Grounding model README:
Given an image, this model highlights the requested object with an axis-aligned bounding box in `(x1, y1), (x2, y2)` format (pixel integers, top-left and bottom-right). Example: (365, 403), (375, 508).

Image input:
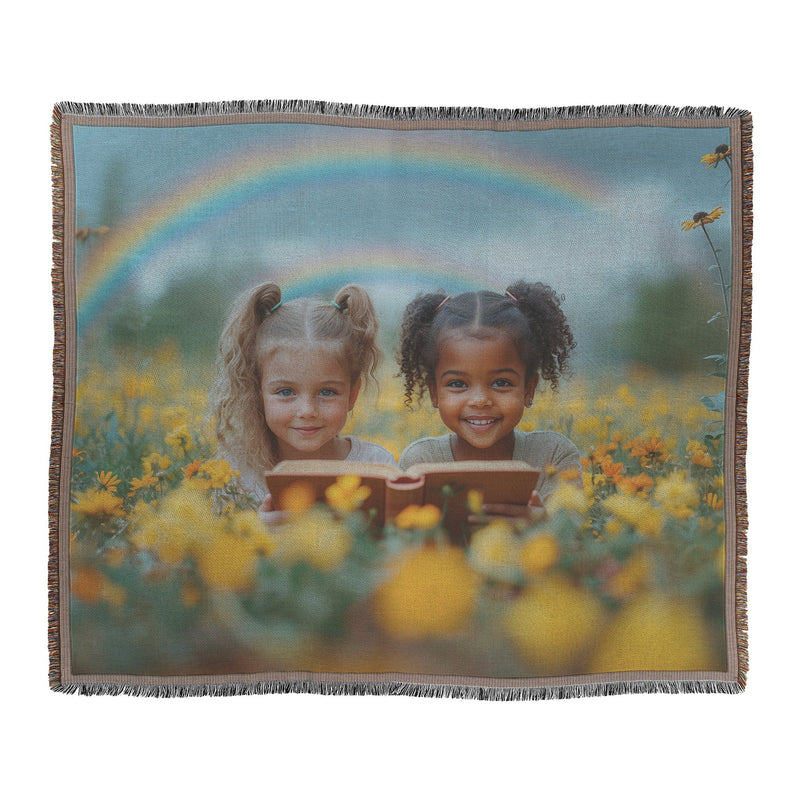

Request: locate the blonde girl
(211, 282), (395, 501)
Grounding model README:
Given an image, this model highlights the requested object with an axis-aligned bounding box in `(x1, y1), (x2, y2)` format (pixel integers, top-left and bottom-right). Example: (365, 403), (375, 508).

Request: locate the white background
(2, 2), (795, 796)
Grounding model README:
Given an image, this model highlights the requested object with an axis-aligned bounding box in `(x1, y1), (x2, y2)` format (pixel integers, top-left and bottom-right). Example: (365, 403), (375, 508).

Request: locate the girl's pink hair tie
(505, 290), (519, 303)
(435, 295), (451, 311)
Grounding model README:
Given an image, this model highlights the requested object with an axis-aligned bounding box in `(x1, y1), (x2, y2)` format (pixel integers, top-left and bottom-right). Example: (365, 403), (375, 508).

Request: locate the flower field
(68, 345), (728, 678)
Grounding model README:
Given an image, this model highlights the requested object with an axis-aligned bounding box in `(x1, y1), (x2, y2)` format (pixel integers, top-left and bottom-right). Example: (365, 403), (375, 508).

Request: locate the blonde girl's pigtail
(211, 282), (282, 477)
(332, 284), (382, 384)
(506, 280), (575, 390)
(398, 290), (449, 406)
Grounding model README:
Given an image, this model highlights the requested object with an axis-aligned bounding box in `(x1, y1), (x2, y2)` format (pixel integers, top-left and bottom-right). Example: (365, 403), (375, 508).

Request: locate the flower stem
(701, 224), (730, 322)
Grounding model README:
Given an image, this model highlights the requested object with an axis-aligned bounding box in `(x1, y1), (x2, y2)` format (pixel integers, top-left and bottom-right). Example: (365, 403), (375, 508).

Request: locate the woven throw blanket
(50, 102), (750, 699)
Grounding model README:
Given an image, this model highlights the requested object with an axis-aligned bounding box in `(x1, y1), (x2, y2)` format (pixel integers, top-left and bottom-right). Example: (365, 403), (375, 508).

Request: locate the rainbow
(76, 137), (609, 330)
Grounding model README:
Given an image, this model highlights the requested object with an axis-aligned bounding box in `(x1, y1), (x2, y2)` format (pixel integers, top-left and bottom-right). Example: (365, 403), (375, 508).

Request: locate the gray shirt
(398, 430), (581, 500)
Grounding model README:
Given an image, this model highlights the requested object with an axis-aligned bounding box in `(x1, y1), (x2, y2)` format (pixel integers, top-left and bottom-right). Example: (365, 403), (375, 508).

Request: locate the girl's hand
(259, 493), (289, 525)
(468, 491), (547, 524)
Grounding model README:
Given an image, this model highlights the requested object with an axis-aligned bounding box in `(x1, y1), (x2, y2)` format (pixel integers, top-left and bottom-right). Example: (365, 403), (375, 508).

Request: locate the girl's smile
(261, 345), (360, 461)
(429, 331), (537, 460)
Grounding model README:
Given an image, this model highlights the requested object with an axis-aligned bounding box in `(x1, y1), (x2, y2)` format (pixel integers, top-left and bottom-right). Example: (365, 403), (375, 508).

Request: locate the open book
(265, 460), (540, 532)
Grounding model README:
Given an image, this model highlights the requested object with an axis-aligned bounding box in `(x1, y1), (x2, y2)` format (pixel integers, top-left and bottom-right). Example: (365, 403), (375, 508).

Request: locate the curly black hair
(397, 281), (575, 406)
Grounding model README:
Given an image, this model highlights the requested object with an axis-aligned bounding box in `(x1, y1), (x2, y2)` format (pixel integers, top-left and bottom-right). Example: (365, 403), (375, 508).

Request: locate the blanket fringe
(49, 106), (66, 691)
(734, 114), (753, 691)
(50, 678), (743, 700)
(53, 100), (750, 121)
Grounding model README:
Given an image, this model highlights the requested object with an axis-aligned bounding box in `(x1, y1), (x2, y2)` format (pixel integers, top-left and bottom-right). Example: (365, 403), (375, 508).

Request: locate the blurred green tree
(615, 274), (728, 374)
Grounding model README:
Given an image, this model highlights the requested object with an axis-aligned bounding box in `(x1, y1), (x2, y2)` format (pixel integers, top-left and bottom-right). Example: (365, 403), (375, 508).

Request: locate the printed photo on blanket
(59, 109), (742, 690)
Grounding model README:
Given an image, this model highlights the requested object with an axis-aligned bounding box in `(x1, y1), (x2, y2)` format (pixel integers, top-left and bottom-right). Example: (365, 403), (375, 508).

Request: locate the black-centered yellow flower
(681, 206), (724, 231)
(700, 144), (731, 169)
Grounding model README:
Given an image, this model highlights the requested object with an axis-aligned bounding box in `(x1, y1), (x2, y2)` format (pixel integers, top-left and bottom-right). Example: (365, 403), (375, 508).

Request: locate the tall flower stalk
(681, 207), (729, 322)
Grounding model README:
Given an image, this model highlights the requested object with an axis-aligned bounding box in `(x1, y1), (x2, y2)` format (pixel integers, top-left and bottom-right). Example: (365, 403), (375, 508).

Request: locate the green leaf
(704, 353), (728, 377)
(700, 391), (725, 414)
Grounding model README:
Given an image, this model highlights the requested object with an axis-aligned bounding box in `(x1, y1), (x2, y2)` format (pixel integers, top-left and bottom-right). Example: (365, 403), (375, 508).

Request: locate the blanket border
(49, 101), (752, 699)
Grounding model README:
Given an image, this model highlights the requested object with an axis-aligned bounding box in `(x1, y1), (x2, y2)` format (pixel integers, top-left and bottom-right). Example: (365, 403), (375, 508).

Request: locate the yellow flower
(547, 483), (591, 515)
(653, 471), (699, 520)
(469, 520), (520, 581)
(165, 424), (193, 454)
(557, 467), (582, 485)
(72, 488), (126, 521)
(503, 577), (606, 674)
(686, 439), (714, 468)
(95, 470), (121, 493)
(519, 533), (560, 575)
(602, 494), (663, 537)
(691, 450), (714, 468)
(681, 206), (725, 231)
(123, 372), (156, 400)
(127, 471), (159, 496)
(276, 508), (352, 572)
(716, 544), (725, 579)
(129, 484), (216, 564)
(190, 458), (238, 490)
(193, 532), (260, 592)
(324, 474), (372, 513)
(142, 452), (171, 474)
(393, 503), (442, 530)
(374, 545), (481, 638)
(160, 405), (189, 431)
(700, 144), (731, 169)
(589, 594), (722, 672)
(466, 489), (484, 515)
(704, 492), (724, 511)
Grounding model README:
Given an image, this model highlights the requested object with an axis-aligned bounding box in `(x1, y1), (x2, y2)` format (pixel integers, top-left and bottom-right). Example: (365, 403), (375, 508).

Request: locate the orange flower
(626, 437), (670, 468)
(182, 459), (203, 480)
(581, 444), (612, 470)
(278, 481), (316, 515)
(600, 456), (624, 483)
(616, 472), (654, 498)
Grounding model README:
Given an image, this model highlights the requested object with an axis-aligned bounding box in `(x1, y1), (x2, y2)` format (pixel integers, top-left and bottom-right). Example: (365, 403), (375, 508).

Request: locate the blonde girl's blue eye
(319, 388), (338, 397)
(276, 388), (294, 397)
